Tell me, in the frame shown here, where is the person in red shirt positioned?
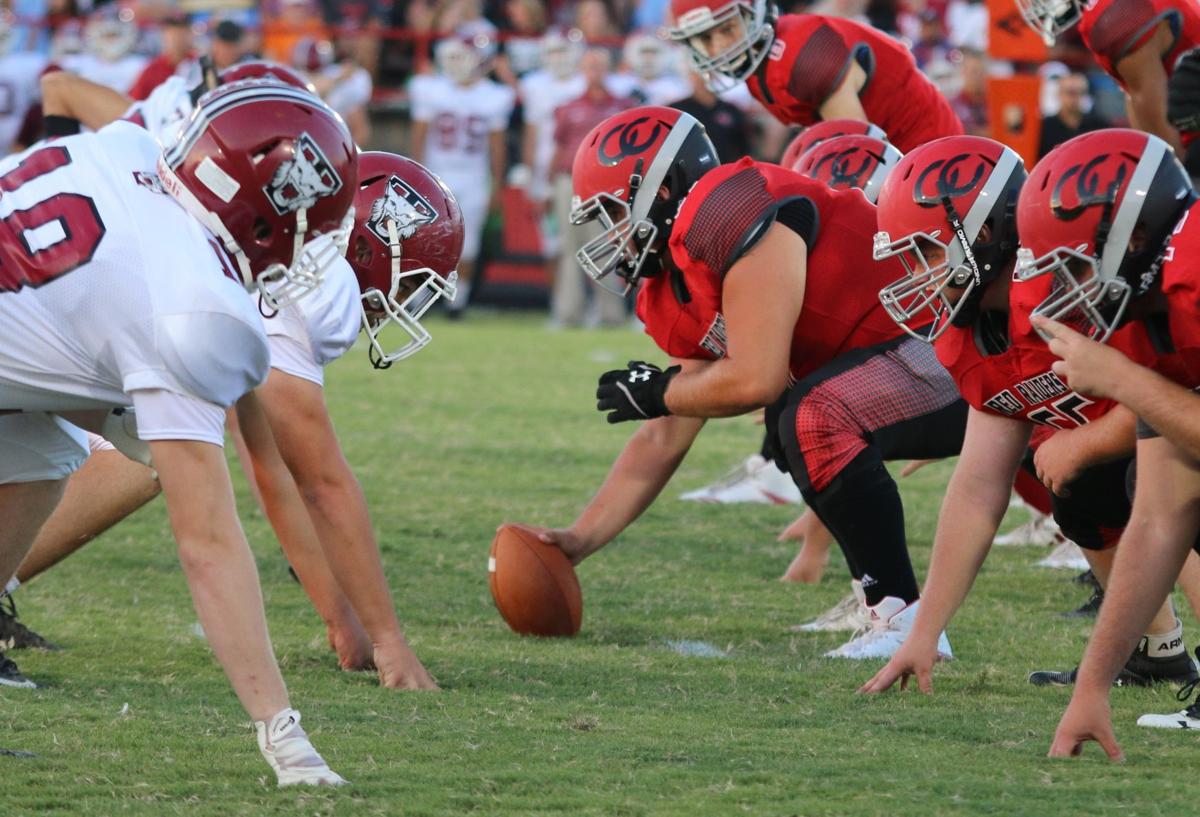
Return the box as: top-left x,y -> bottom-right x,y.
536,106 -> 969,660
1017,0 -> 1200,163
665,0 -> 963,153
982,129 -> 1200,753
857,134 -> 1198,698
127,11 -> 195,101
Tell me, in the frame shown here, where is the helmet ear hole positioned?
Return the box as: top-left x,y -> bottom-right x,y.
253,217 -> 273,242
354,234 -> 373,266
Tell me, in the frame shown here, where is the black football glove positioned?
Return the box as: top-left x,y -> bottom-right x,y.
596,361 -> 680,424
1169,47 -> 1200,134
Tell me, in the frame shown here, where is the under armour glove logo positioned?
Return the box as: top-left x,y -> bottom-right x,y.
596,361 -> 680,424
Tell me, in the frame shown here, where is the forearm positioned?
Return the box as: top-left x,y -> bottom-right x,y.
409,121 -> 428,163
1060,404 -> 1137,468
570,415 -> 705,558
1128,91 -> 1186,156
490,131 -> 506,187
1110,363 -> 1200,459
664,360 -> 785,418
41,71 -> 132,130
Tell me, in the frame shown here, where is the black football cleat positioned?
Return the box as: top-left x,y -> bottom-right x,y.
1073,569 -> 1098,586
0,651 -> 36,689
1061,587 -> 1104,618
1030,638 -> 1200,688
0,595 -> 59,651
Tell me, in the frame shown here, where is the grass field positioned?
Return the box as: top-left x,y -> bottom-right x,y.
3,314 -> 1198,816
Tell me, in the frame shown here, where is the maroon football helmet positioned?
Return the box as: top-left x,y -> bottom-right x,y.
1016,129 -> 1193,341
570,106 -> 718,293
349,152 -> 464,367
780,120 -> 887,170
792,133 -> 901,203
219,59 -> 317,94
875,135 -> 1025,340
158,79 -> 358,309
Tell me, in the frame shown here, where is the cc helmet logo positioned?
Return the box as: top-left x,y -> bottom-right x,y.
913,154 -> 988,208
598,117 -> 668,167
1049,153 -> 1132,221
812,147 -> 877,189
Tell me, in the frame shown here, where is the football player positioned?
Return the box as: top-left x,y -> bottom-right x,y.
18,66 -> 448,689
858,134 -> 1198,697
538,107 -> 966,659
666,0 -> 963,152
0,80 -> 355,783
61,6 -> 148,94
1018,0 -> 1200,165
410,35 -> 514,317
993,130 -> 1200,754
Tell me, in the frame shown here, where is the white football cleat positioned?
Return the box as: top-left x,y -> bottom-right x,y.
679,455 -> 802,505
824,597 -> 952,660
994,513 -> 1060,547
1137,693 -> 1200,730
1036,538 -> 1090,570
255,708 -> 346,787
790,580 -> 869,633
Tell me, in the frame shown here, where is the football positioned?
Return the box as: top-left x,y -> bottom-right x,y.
488,524 -> 583,637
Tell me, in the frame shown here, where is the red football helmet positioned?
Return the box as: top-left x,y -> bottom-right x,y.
874,135 -> 1026,341
1016,129 -> 1194,341
219,59 -> 317,93
666,0 -> 775,90
570,106 -> 718,293
780,120 -> 887,170
158,80 -> 358,309
349,152 -> 464,368
1015,0 -> 1084,45
792,134 -> 901,203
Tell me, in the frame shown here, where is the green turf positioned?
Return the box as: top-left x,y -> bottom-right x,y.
4,314 -> 1197,816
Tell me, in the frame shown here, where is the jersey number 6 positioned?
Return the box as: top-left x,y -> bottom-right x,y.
0,145 -> 107,293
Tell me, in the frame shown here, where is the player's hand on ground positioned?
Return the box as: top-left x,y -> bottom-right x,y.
1048,692 -> 1124,760
1033,430 -> 1083,497
1033,317 -> 1132,400
596,361 -> 679,423
858,638 -> 940,694
327,621 -> 376,672
537,527 -> 589,565
374,638 -> 439,690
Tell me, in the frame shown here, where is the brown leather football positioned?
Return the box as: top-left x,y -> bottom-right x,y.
488,524 -> 582,637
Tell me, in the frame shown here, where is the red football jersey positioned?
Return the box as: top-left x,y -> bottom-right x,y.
745,14 -> 963,153
1159,199 -> 1200,384
636,157 -> 902,383
1080,0 -> 1200,143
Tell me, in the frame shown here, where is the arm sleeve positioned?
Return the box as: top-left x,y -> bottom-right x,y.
130,388 -> 228,445
785,22 -> 854,109
1086,0 -> 1177,64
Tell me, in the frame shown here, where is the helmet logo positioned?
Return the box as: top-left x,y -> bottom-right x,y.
913,154 -> 986,207
598,117 -> 668,167
263,132 -> 344,215
366,175 -> 437,244
1050,153 -> 1131,221
811,147 -> 877,189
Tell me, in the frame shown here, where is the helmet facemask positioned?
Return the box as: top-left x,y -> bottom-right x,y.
877,148 -> 1024,342
669,0 -> 774,92
258,209 -> 355,312
1015,0 -> 1083,46
357,216 -> 458,368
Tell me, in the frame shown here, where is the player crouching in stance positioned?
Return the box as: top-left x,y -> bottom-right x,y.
858,134 -> 1198,696
994,131 -> 1200,754
0,81 -> 355,784
539,106 -> 965,660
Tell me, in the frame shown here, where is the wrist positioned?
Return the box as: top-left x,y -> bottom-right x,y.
654,365 -> 682,416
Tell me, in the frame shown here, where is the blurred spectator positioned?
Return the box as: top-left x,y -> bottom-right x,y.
297,37 -> 374,145
549,47 -> 631,328
410,36 -> 515,317
808,0 -> 869,23
671,67 -> 752,162
209,18 -> 248,70
574,0 -> 619,45
128,11 -> 195,100
945,0 -> 987,51
632,0 -> 670,30
262,0 -> 327,64
1038,71 -> 1110,159
495,0 -> 546,83
910,9 -> 951,69
62,7 -> 148,93
609,32 -> 689,105
520,29 -> 586,204
0,9 -> 47,154
432,0 -> 498,40
950,48 -> 989,136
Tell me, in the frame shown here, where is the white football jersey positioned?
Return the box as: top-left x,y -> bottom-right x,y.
410,75 -> 514,184
61,53 -> 149,94
0,51 -> 46,154
0,122 -> 269,445
123,74 -> 194,146
319,64 -> 373,119
261,248 -> 361,387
